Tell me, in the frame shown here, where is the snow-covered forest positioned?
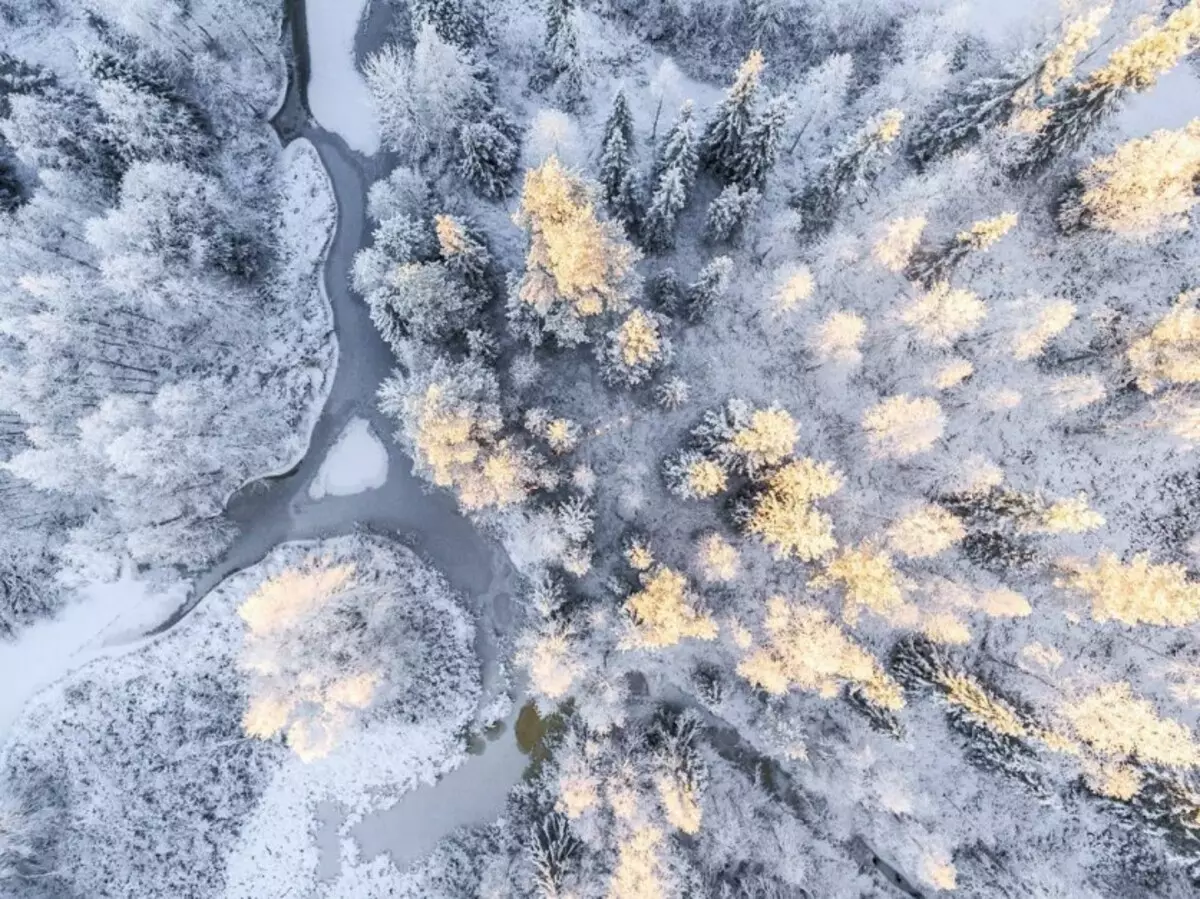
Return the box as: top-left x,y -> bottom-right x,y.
3,0 -> 1200,896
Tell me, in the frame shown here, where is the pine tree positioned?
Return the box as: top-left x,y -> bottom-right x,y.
1014,1 -> 1200,178
908,67 -> 1030,168
458,111 -> 520,199
410,0 -> 484,49
599,90 -> 635,207
642,102 -> 698,252
704,183 -> 761,244
730,95 -> 788,188
643,165 -> 688,252
701,50 -> 765,183
796,109 -> 903,236
685,256 -> 734,322
910,6 -> 1111,167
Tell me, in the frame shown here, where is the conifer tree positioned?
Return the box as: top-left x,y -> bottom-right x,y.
1057,120 -> 1200,237
458,110 -> 520,199
705,183 -> 761,244
796,109 -> 903,236
685,256 -> 734,322
544,0 -> 584,108
81,50 -> 211,167
435,213 -> 491,287
743,0 -> 783,50
642,102 -> 698,251
1014,1 -> 1200,178
701,50 -> 765,183
905,212 -> 1019,286
730,95 -> 788,189
598,90 -> 635,209
0,150 -> 21,213
909,6 -> 1110,167
410,0 -> 483,49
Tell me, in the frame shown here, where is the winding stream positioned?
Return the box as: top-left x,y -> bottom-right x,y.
153,0 -> 530,880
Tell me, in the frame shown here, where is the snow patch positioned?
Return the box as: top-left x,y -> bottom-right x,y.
0,569 -> 181,739
309,417 -> 390,500
306,0 -> 380,155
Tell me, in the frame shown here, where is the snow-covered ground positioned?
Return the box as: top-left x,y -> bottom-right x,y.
309,417 -> 390,500
306,0 -> 380,155
1,536 -> 486,898
0,570 -> 182,740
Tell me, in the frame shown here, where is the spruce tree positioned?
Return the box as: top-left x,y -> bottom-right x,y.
0,148 -> 21,213
796,109 -> 903,236
642,102 -> 699,251
599,90 -> 635,207
1014,1 -> 1200,178
410,0 -> 483,49
743,0 -> 783,50
458,110 -> 520,199
685,256 -> 734,322
704,183 -> 761,244
731,95 -> 788,188
545,0 -> 575,58
908,66 -> 1030,168
701,50 -> 765,183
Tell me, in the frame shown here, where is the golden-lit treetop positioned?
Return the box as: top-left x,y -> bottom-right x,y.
625,538 -> 655,571
622,566 -> 718,649
862,395 -> 946,459
955,212 -> 1019,251
737,596 -> 905,710
238,559 -> 356,637
1060,681 -> 1200,768
1091,1 -> 1200,91
1031,493 -> 1105,534
1035,5 -> 1112,98
238,558 -> 384,762
617,308 -> 663,367
517,155 -> 638,321
657,772 -> 702,835
874,108 -> 906,144
687,457 -> 728,499
1058,551 -> 1200,626
902,282 -> 987,348
813,310 -> 866,365
886,505 -> 965,559
695,532 -> 740,583
520,621 -> 582,700
873,216 -> 927,272
742,458 -> 842,561
932,358 -> 974,390
814,543 -> 914,627
935,670 -> 1029,738
772,264 -> 815,312
607,826 -> 667,899
414,382 -> 495,488
731,406 -> 799,472
1076,120 -> 1200,238
1012,298 -> 1076,360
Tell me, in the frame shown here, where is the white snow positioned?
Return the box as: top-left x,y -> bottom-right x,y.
309,417 -> 390,500
306,0 -> 380,155
0,569 -> 182,739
